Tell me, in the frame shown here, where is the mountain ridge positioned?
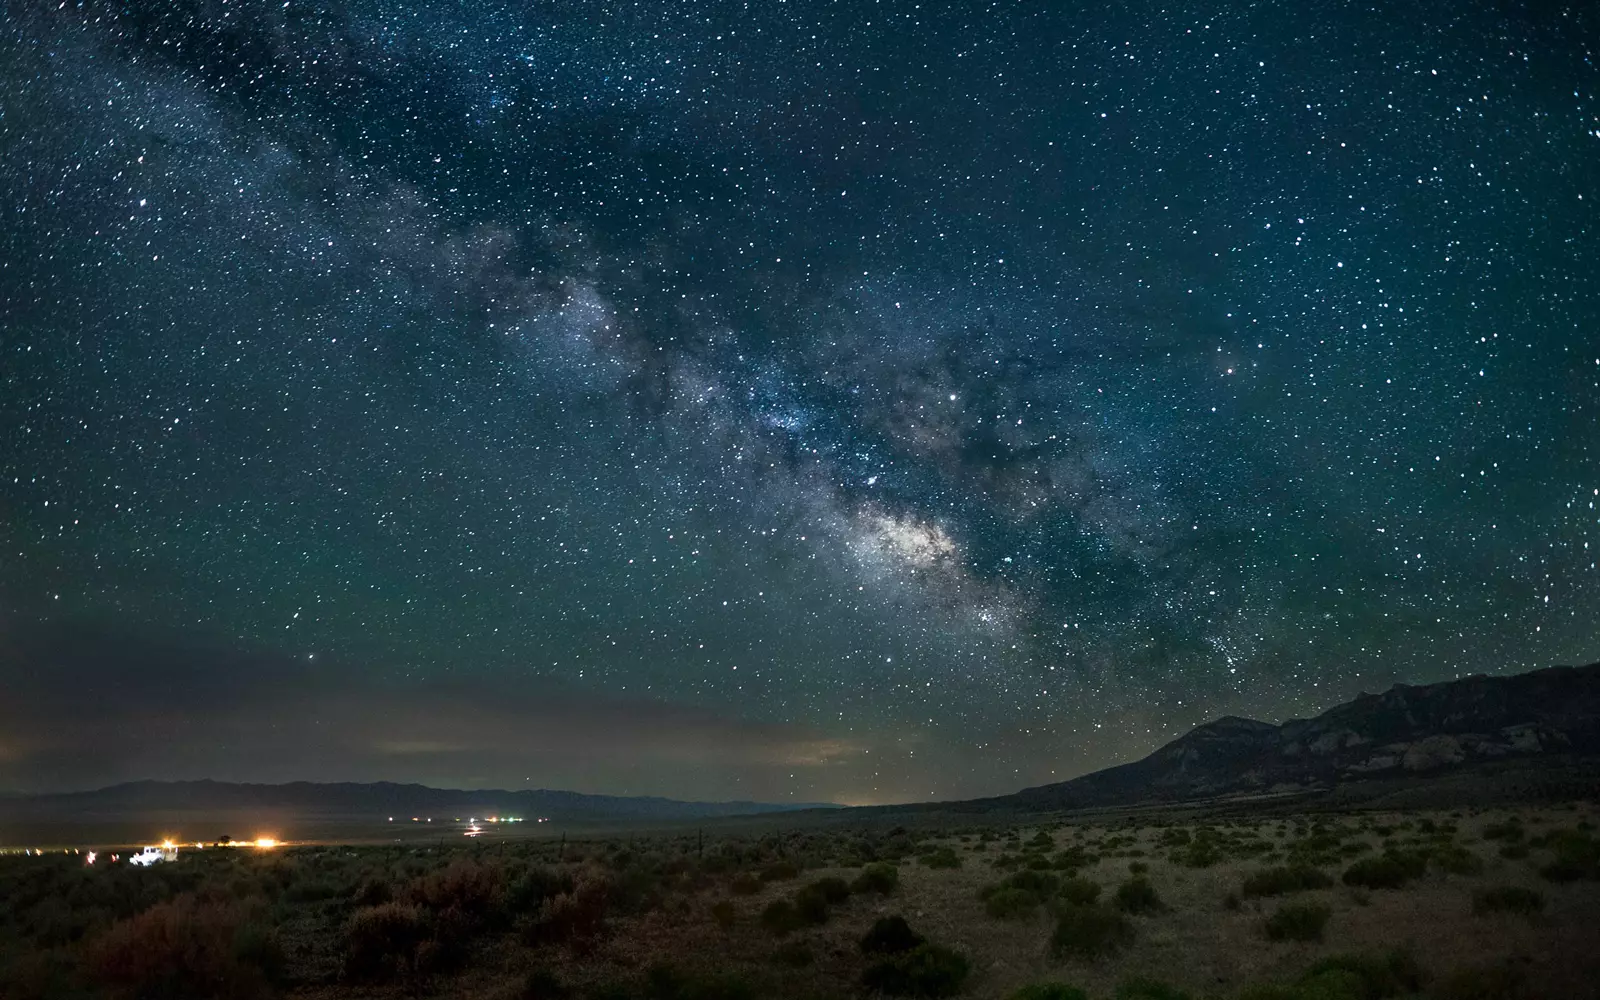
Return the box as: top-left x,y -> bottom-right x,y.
984,661 -> 1600,812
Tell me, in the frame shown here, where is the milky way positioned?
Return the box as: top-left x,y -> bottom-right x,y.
1,0 -> 1596,802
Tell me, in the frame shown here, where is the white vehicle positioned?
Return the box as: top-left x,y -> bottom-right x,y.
128,843 -> 178,866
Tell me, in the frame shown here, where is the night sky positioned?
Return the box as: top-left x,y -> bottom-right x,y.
2,0 -> 1597,804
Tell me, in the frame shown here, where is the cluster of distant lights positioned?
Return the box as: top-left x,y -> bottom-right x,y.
385,815 -> 549,836
5,817 -> 555,856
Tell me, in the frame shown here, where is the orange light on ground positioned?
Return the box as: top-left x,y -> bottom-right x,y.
253,837 -> 279,849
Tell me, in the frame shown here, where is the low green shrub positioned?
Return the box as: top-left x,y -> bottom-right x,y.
344,901 -> 429,982
861,914 -> 925,955
1115,978 -> 1192,1000
521,876 -> 610,945
1114,877 -> 1161,914
920,848 -> 963,870
1431,843 -> 1484,876
1472,885 -> 1544,916
1342,852 -> 1426,890
771,941 -> 814,968
1056,877 -> 1101,906
1302,950 -> 1424,996
792,884 -> 831,926
759,899 -> 804,936
807,876 -> 851,903
852,862 -> 900,895
643,963 -> 756,1000
350,876 -> 392,907
1429,962 -> 1527,1000
758,861 -> 800,883
1481,820 -> 1524,843
861,943 -> 970,997
1536,829 -> 1600,882
1170,831 -> 1225,868
1008,984 -> 1089,1000
1263,902 -> 1330,942
518,966 -> 570,1000
1052,846 -> 1097,870
1237,950 -> 1424,1000
1049,904 -> 1135,960
984,887 -> 1041,920
1242,865 -> 1332,898
1004,870 -> 1061,896
91,895 -> 283,999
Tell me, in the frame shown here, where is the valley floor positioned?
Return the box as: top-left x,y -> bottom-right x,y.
3,802 -> 1598,1000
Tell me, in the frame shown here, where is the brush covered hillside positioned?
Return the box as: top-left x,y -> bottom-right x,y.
995,662 -> 1600,812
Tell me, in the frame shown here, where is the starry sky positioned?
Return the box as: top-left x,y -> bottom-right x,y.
1,0 -> 1597,804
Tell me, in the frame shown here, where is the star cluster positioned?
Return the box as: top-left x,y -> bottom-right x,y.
1,0 -> 1596,802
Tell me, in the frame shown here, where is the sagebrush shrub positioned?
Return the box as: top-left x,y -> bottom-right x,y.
405,859 -> 503,917
729,873 -> 761,896
1057,877 -> 1101,906
861,943 -> 970,997
643,962 -> 756,1000
1115,977 -> 1192,1000
852,863 -> 899,895
984,886 -> 1041,920
1342,853 -> 1425,890
1050,904 -> 1134,960
759,899 -> 804,936
771,941 -> 814,968
1263,902 -> 1330,942
792,884 -> 831,925
860,914 -> 924,955
1429,962 -> 1526,1000
1242,865 -> 1333,898
808,876 -> 851,903
1004,870 -> 1060,896
522,874 -> 610,945
344,902 -> 428,982
759,861 -> 800,883
1299,950 -> 1424,998
1472,885 -> 1544,916
91,895 -> 278,1000
352,877 -> 393,907
506,866 -> 573,914
1009,984 -> 1089,1000
518,966 -> 570,1000
1431,844 -> 1484,876
1536,829 -> 1600,882
1114,877 -> 1161,914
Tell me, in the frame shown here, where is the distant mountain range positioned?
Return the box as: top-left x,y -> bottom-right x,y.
977,661 -> 1600,812
7,664 -> 1597,835
2,779 -> 835,826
